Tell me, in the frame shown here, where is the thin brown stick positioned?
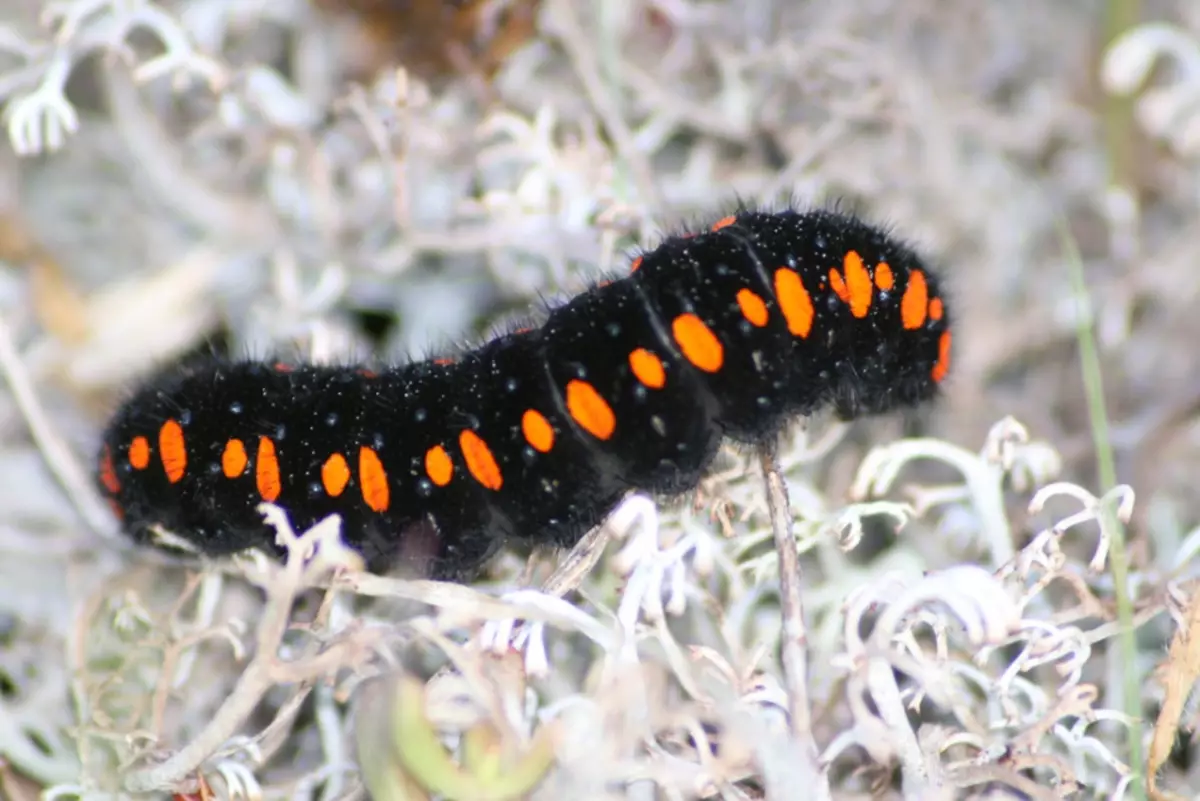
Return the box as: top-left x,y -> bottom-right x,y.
759,437 -> 825,786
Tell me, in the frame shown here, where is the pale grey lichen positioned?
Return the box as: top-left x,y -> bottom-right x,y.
2,2 -> 1197,799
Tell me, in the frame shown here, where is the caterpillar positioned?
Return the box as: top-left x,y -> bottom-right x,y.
95,206 -> 953,580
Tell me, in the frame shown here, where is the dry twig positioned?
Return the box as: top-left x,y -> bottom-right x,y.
759,437 -> 828,799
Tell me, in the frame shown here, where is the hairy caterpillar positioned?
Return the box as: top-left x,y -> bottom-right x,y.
97,206 -> 952,579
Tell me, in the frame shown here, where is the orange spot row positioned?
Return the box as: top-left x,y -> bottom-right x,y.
414,363 -> 671,488
823,254 -> 945,335
114,411 -> 402,515
412,362 -> 674,488
417,429 -> 506,492
111,423 -> 185,486
417,426 -> 517,491
403,361 -> 674,486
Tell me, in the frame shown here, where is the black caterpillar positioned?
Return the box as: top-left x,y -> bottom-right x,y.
96,207 -> 953,579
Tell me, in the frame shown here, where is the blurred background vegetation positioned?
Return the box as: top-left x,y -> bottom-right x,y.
1,1 -> 1200,799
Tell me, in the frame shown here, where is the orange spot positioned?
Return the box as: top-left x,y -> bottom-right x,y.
129,436 -> 150,470
842,250 -> 873,318
460,430 -> 503,491
629,347 -> 666,389
595,280 -> 613,289
425,445 -> 453,487
630,255 -> 643,273
710,215 -> 737,231
433,357 -> 456,366
159,420 -> 187,484
222,439 -> 247,478
875,262 -> 895,291
774,268 -> 814,338
672,313 -> 724,372
99,446 -> 120,493
929,296 -> 944,322
358,368 -> 378,378
932,331 -> 952,382
273,362 -> 294,373
522,409 -> 555,453
566,379 -> 616,441
901,270 -> 929,330
736,288 -> 769,327
513,326 -> 533,335
829,268 -> 849,303
256,436 -> 281,502
322,452 -> 350,497
359,446 -> 390,511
